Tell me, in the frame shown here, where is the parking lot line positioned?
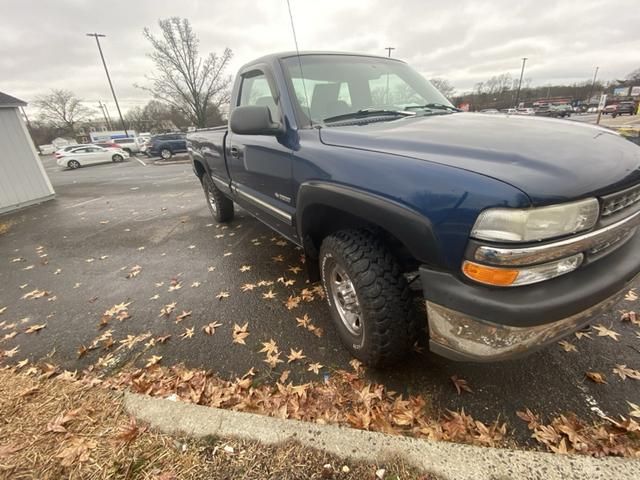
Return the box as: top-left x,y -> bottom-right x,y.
63,196 -> 104,209
135,157 -> 148,167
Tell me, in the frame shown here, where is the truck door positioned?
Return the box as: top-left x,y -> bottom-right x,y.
226,67 -> 296,240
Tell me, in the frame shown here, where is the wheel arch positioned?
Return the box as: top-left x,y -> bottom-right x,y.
296,182 -> 441,275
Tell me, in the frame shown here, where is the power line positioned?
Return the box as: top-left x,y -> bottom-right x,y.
86,33 -> 129,136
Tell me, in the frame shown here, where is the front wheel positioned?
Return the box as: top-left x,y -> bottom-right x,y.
67,159 -> 81,169
112,154 -> 123,162
201,175 -> 234,222
319,229 -> 420,367
160,148 -> 172,160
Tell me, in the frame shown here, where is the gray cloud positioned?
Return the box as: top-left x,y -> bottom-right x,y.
1,0 -> 638,117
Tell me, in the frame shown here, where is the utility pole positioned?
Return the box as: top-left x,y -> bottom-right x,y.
86,33 -> 128,136
98,101 -> 112,130
513,57 -> 527,109
587,66 -> 599,105
385,47 -> 395,57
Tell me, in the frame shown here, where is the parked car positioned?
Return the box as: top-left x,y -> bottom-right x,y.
188,51 -> 640,367
93,141 -> 120,149
534,105 -> 567,118
612,102 -> 637,118
147,133 -> 188,159
54,144 -> 87,157
111,137 -> 141,154
602,104 -> 617,115
479,109 -> 499,114
516,108 -> 535,115
56,145 -> 129,169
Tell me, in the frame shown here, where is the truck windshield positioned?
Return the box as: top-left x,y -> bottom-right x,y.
281,54 -> 453,125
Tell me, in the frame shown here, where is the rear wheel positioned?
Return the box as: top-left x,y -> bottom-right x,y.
319,229 -> 421,367
67,160 -> 80,169
112,154 -> 123,162
201,175 -> 234,222
160,148 -> 172,160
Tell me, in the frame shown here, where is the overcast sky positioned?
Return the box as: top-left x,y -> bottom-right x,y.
2,0 -> 639,117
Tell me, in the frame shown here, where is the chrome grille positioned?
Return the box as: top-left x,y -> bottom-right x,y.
601,183 -> 640,217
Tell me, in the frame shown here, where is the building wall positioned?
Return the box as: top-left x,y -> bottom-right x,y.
0,107 -> 55,215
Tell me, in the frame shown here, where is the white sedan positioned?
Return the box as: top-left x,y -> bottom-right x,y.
56,145 -> 129,169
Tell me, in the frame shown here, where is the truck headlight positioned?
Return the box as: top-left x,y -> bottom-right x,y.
471,198 -> 600,243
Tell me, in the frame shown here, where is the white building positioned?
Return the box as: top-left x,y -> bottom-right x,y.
0,92 -> 55,215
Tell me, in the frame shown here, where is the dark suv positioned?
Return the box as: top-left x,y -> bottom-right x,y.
147,133 -> 188,159
612,102 -> 637,118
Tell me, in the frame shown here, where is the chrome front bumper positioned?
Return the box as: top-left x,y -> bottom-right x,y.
426,279 -> 633,362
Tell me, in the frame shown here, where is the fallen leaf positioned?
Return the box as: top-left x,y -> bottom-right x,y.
288,265 -> 302,274
232,323 -> 249,344
0,307 -> 6,315
285,295 -> 301,310
558,340 -> 577,352
628,401 -> 640,418
25,323 -> 47,334
22,289 -> 50,300
116,417 -> 145,443
126,265 -> 142,278
621,311 -> 639,326
203,321 -> 223,335
216,291 -> 230,300
574,330 -> 592,340
156,335 -> 171,344
262,290 -> 277,299
287,348 -> 306,363
180,327 -> 194,339
264,351 -> 283,368
191,281 -> 201,288
296,314 -> 311,328
150,294 -> 160,300
0,444 -> 25,458
241,283 -> 256,292
625,289 -> 638,302
77,345 -> 87,358
55,437 -> 97,467
145,355 -> 162,368
272,254 -> 284,262
46,408 -> 82,433
307,362 -> 323,374
159,302 -> 176,317
613,364 -> 640,381
586,371 -> 607,384
593,324 -> 620,341
175,310 -> 192,323
239,265 -> 251,272
259,339 -> 279,355
451,375 -> 473,395
168,281 -> 183,292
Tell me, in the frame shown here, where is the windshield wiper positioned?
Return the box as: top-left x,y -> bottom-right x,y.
404,103 -> 462,112
323,108 -> 415,124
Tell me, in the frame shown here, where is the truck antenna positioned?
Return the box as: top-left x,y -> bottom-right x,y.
286,0 -> 312,126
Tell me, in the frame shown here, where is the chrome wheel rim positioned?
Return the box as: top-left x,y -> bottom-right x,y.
328,261 -> 362,336
206,181 -> 218,214
161,150 -> 171,159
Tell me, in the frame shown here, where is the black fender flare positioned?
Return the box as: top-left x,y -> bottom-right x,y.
296,181 -> 441,266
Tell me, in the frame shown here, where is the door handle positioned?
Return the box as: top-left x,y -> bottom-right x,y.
230,146 -> 240,158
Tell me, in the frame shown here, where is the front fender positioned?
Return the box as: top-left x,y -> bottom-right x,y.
296,181 -> 442,267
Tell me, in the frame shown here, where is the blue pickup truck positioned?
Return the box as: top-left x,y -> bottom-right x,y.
188,52 -> 640,366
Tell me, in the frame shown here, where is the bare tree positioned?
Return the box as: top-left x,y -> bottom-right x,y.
429,78 -> 455,99
33,89 -> 91,133
140,17 -> 232,128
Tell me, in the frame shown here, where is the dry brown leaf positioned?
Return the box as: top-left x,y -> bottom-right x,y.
216,291 -> 230,300
558,340 -> 577,352
156,334 -> 171,344
126,265 -> 142,278
232,323 -> 249,345
55,437 -> 97,467
451,375 -> 473,395
0,443 -> 25,458
625,289 -> 638,302
574,330 -> 592,340
116,417 -> 145,443
159,302 -> 176,317
145,355 -> 162,368
202,321 -> 223,336
77,345 -> 87,358
296,314 -> 311,328
586,371 -> 607,384
307,362 -> 323,374
613,364 -> 640,381
175,310 -> 192,323
241,283 -> 256,292
593,324 -> 620,341
264,351 -> 284,368
628,401 -> 640,418
25,323 -> 47,334
0,307 -> 6,315
259,339 -> 279,355
272,254 -> 284,262
288,265 -> 302,274
46,408 -> 82,433
262,290 -> 277,299
621,311 -> 639,326
22,289 -> 50,300
285,296 -> 301,310
180,327 -> 195,339
287,348 -> 306,363
239,265 -> 251,272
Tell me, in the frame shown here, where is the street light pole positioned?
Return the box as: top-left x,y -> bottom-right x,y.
98,101 -> 112,130
385,47 -> 395,57
86,33 -> 128,136
513,57 -> 528,109
587,66 -> 599,105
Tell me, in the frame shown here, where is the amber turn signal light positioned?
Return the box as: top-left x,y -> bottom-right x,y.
462,261 -> 519,286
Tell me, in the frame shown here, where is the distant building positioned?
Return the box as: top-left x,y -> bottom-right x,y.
0,91 -> 55,214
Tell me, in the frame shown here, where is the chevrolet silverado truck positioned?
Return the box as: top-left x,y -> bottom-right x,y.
188,52 -> 640,366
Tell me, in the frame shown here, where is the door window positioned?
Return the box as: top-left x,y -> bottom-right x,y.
239,72 -> 278,119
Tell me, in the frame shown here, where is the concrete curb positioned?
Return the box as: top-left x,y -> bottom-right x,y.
124,392 -> 640,480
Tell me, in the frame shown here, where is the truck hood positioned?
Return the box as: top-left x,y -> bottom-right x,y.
319,113 -> 640,205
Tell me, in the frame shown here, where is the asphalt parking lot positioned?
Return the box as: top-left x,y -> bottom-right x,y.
1,154 -> 639,444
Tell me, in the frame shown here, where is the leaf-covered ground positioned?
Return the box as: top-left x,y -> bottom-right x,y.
0,369 -> 436,479
1,157 -> 639,464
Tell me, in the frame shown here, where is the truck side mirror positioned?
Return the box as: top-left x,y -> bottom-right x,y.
230,105 -> 284,136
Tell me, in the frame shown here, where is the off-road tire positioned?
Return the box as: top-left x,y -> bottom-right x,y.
319,229 -> 421,367
201,174 -> 234,223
